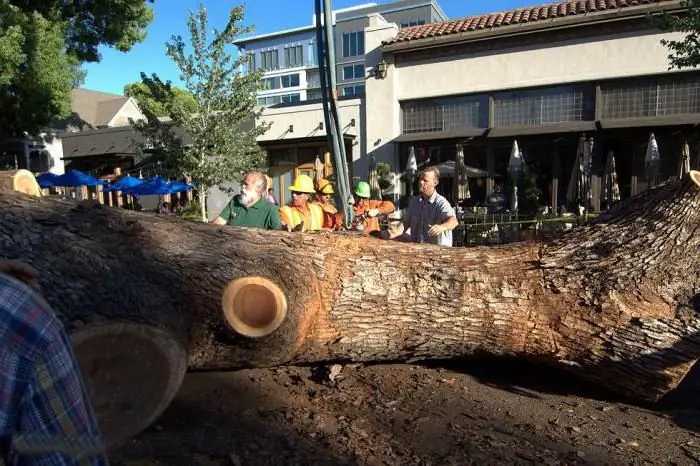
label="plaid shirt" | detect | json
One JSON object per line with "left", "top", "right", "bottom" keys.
{"left": 0, "top": 274, "right": 108, "bottom": 465}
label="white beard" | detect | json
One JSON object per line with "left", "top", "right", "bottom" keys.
{"left": 240, "top": 188, "right": 259, "bottom": 206}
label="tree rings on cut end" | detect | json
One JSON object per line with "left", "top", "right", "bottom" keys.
{"left": 70, "top": 323, "right": 187, "bottom": 447}
{"left": 0, "top": 169, "right": 42, "bottom": 197}
{"left": 222, "top": 276, "right": 288, "bottom": 338}
{"left": 690, "top": 170, "right": 700, "bottom": 188}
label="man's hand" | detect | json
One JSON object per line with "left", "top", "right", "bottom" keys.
{"left": 367, "top": 208, "right": 379, "bottom": 218}
{"left": 0, "top": 259, "right": 39, "bottom": 290}
{"left": 211, "top": 216, "right": 227, "bottom": 226}
{"left": 427, "top": 224, "right": 444, "bottom": 237}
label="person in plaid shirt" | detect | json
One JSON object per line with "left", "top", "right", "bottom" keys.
{"left": 0, "top": 260, "right": 108, "bottom": 465}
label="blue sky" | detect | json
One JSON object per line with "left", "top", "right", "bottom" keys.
{"left": 82, "top": 0, "right": 540, "bottom": 94}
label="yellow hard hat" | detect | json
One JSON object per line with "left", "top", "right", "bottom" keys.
{"left": 288, "top": 174, "right": 316, "bottom": 194}
{"left": 317, "top": 179, "right": 335, "bottom": 194}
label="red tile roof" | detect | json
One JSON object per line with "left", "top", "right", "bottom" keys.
{"left": 383, "top": 0, "right": 677, "bottom": 46}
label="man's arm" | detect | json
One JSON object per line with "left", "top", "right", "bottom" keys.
{"left": 388, "top": 199, "right": 413, "bottom": 241}
{"left": 368, "top": 200, "right": 395, "bottom": 217}
{"left": 427, "top": 198, "right": 458, "bottom": 237}
{"left": 2, "top": 277, "right": 108, "bottom": 465}
{"left": 16, "top": 333, "right": 109, "bottom": 464}
{"left": 268, "top": 207, "right": 284, "bottom": 230}
{"left": 211, "top": 203, "right": 231, "bottom": 225}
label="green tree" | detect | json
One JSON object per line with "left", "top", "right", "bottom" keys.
{"left": 658, "top": 1, "right": 700, "bottom": 69}
{"left": 125, "top": 80, "right": 199, "bottom": 117}
{"left": 0, "top": 0, "right": 154, "bottom": 139}
{"left": 131, "top": 3, "right": 268, "bottom": 222}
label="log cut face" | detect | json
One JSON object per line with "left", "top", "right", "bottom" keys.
{"left": 1, "top": 173, "right": 700, "bottom": 424}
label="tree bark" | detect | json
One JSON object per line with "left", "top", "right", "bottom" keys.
{"left": 2, "top": 172, "right": 700, "bottom": 444}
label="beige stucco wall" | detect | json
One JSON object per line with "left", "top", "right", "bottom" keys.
{"left": 395, "top": 30, "right": 687, "bottom": 99}
{"left": 363, "top": 15, "right": 401, "bottom": 172}
{"left": 257, "top": 98, "right": 362, "bottom": 163}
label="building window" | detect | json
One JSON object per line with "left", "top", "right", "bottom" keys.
{"left": 308, "top": 42, "right": 317, "bottom": 66}
{"left": 246, "top": 53, "right": 256, "bottom": 73}
{"left": 257, "top": 95, "right": 281, "bottom": 107}
{"left": 401, "top": 96, "right": 487, "bottom": 134}
{"left": 600, "top": 73, "right": 700, "bottom": 119}
{"left": 261, "top": 77, "right": 280, "bottom": 90}
{"left": 284, "top": 45, "right": 303, "bottom": 68}
{"left": 341, "top": 84, "right": 365, "bottom": 97}
{"left": 281, "top": 93, "right": 301, "bottom": 103}
{"left": 342, "top": 64, "right": 365, "bottom": 81}
{"left": 281, "top": 73, "right": 300, "bottom": 88}
{"left": 342, "top": 31, "right": 364, "bottom": 58}
{"left": 400, "top": 19, "right": 426, "bottom": 28}
{"left": 307, "top": 71, "right": 321, "bottom": 88}
{"left": 260, "top": 50, "right": 279, "bottom": 70}
{"left": 307, "top": 90, "right": 322, "bottom": 100}
{"left": 493, "top": 85, "right": 594, "bottom": 127}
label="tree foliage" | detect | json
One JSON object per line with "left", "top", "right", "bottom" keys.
{"left": 658, "top": 0, "right": 700, "bottom": 69}
{"left": 0, "top": 0, "right": 154, "bottom": 139}
{"left": 125, "top": 80, "right": 199, "bottom": 117}
{"left": 131, "top": 3, "right": 268, "bottom": 222}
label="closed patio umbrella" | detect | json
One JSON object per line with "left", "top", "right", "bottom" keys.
{"left": 453, "top": 144, "right": 471, "bottom": 203}
{"left": 679, "top": 141, "right": 691, "bottom": 179}
{"left": 645, "top": 133, "right": 661, "bottom": 188}
{"left": 313, "top": 155, "right": 325, "bottom": 186}
{"left": 601, "top": 150, "right": 620, "bottom": 206}
{"left": 507, "top": 139, "right": 524, "bottom": 211}
{"left": 405, "top": 146, "right": 418, "bottom": 197}
{"left": 367, "top": 154, "right": 381, "bottom": 200}
{"left": 567, "top": 135, "right": 587, "bottom": 208}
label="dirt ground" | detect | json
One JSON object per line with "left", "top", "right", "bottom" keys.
{"left": 112, "top": 357, "right": 700, "bottom": 465}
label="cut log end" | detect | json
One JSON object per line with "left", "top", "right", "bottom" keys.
{"left": 70, "top": 323, "right": 187, "bottom": 447}
{"left": 690, "top": 170, "right": 700, "bottom": 188}
{"left": 222, "top": 276, "right": 288, "bottom": 338}
{"left": 0, "top": 170, "right": 41, "bottom": 197}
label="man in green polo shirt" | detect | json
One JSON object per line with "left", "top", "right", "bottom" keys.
{"left": 211, "top": 172, "right": 283, "bottom": 230}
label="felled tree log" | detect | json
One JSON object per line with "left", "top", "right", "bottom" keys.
{"left": 0, "top": 169, "right": 42, "bottom": 197}
{"left": 2, "top": 172, "right": 700, "bottom": 445}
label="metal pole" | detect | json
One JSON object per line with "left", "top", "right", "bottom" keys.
{"left": 322, "top": 0, "right": 354, "bottom": 228}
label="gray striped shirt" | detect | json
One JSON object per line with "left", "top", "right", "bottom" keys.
{"left": 402, "top": 192, "right": 456, "bottom": 247}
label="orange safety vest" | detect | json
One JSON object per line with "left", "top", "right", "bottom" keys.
{"left": 279, "top": 203, "right": 325, "bottom": 231}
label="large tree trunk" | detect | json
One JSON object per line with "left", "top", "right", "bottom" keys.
{"left": 2, "top": 172, "right": 700, "bottom": 445}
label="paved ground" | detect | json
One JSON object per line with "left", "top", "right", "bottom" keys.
{"left": 112, "top": 357, "right": 700, "bottom": 465}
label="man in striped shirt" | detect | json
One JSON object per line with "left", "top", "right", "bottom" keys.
{"left": 0, "top": 259, "right": 108, "bottom": 465}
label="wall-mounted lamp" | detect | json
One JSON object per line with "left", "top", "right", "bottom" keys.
{"left": 349, "top": 118, "right": 356, "bottom": 127}
{"left": 374, "top": 60, "right": 388, "bottom": 80}
{"left": 288, "top": 125, "right": 294, "bottom": 133}
{"left": 318, "top": 122, "right": 324, "bottom": 130}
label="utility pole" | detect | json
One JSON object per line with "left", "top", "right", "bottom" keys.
{"left": 314, "top": 0, "right": 354, "bottom": 228}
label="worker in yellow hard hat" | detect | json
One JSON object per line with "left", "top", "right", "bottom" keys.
{"left": 279, "top": 174, "right": 325, "bottom": 232}
{"left": 315, "top": 178, "right": 345, "bottom": 230}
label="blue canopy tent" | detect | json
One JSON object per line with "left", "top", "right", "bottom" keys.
{"left": 53, "top": 170, "right": 105, "bottom": 187}
{"left": 36, "top": 173, "right": 60, "bottom": 188}
{"left": 104, "top": 175, "right": 143, "bottom": 192}
{"left": 168, "top": 181, "right": 192, "bottom": 193}
{"left": 128, "top": 176, "right": 174, "bottom": 196}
